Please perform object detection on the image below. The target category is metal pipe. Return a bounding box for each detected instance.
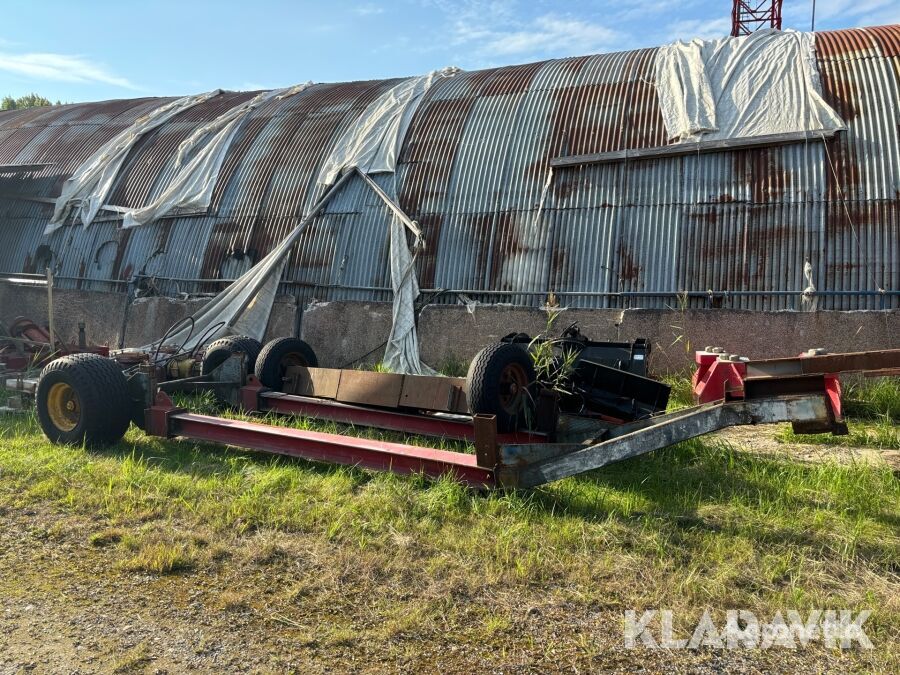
[45,267,54,354]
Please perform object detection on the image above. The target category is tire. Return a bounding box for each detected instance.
[36,353,131,445]
[201,335,262,375]
[466,342,536,432]
[254,338,318,390]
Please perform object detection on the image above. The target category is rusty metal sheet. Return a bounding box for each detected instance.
[0,25,896,310]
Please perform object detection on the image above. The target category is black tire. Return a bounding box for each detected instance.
[201,335,262,375]
[466,343,536,432]
[36,354,131,445]
[254,337,319,390]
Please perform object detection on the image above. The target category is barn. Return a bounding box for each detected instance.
[0,24,898,369]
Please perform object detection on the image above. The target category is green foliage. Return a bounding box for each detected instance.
[1,93,57,110]
[663,375,696,410]
[528,309,578,394]
[843,377,900,422]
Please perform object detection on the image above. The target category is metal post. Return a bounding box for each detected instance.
[45,267,55,354]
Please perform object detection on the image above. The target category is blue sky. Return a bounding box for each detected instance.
[1,0,898,103]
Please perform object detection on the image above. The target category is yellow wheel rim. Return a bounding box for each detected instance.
[46,382,81,432]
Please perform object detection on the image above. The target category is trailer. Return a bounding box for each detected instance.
[30,330,900,490]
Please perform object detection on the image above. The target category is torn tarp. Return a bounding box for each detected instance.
[46,90,222,233]
[139,69,457,375]
[316,67,458,375]
[317,67,459,186]
[136,170,357,355]
[122,83,312,229]
[654,29,843,142]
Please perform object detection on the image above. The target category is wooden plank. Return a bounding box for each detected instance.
[286,366,341,399]
[336,370,404,408]
[550,128,840,168]
[399,374,468,413]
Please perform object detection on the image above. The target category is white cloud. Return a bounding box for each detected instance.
[354,3,385,16]
[856,8,900,26]
[0,51,137,89]
[453,13,620,59]
[782,0,899,29]
[665,17,732,42]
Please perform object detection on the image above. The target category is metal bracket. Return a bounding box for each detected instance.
[473,414,499,468]
[145,391,186,438]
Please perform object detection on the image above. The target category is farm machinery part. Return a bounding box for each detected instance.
[0,316,109,374]
[29,323,900,490]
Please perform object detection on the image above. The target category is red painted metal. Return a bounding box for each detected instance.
[166,411,495,488]
[0,315,111,374]
[823,374,843,421]
[731,1,783,37]
[252,389,547,445]
[145,390,186,437]
[693,350,747,403]
[692,348,900,420]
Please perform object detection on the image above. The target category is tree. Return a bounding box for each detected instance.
[1,93,55,110]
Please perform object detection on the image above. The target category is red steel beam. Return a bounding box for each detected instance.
[746,349,900,378]
[257,391,547,445]
[167,411,496,488]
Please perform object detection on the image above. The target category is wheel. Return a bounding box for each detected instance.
[36,354,131,445]
[201,335,262,375]
[466,342,536,432]
[254,337,318,390]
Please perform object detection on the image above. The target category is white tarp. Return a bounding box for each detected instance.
[46,90,222,233]
[317,67,459,185]
[140,68,458,375]
[654,29,843,142]
[316,68,458,373]
[122,83,312,228]
[138,170,357,355]
[383,212,427,373]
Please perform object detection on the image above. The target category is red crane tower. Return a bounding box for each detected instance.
[731,0,783,37]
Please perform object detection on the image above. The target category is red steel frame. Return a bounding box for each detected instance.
[138,349,898,490]
[245,387,546,445]
[146,391,496,488]
[731,0,783,37]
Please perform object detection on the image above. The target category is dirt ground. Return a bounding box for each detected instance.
[715,426,900,470]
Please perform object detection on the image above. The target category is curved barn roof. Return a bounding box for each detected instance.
[0,24,898,310]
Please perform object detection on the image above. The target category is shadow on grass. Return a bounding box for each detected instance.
[6,404,897,561]
[526,439,899,541]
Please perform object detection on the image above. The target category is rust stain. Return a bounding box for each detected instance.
[617,242,641,283]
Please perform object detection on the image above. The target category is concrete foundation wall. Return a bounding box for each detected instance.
[0,284,127,347]
[3,282,897,374]
[0,283,297,350]
[301,301,900,374]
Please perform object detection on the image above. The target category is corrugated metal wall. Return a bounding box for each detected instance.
[0,25,897,310]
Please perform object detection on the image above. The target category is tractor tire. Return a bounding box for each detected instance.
[36,353,131,445]
[466,342,536,433]
[254,337,319,391]
[201,335,262,375]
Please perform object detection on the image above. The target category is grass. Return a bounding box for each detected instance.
[0,378,898,666]
[776,377,900,450]
[843,377,900,422]
[777,417,900,450]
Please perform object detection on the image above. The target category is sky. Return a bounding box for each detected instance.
[1,0,898,103]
